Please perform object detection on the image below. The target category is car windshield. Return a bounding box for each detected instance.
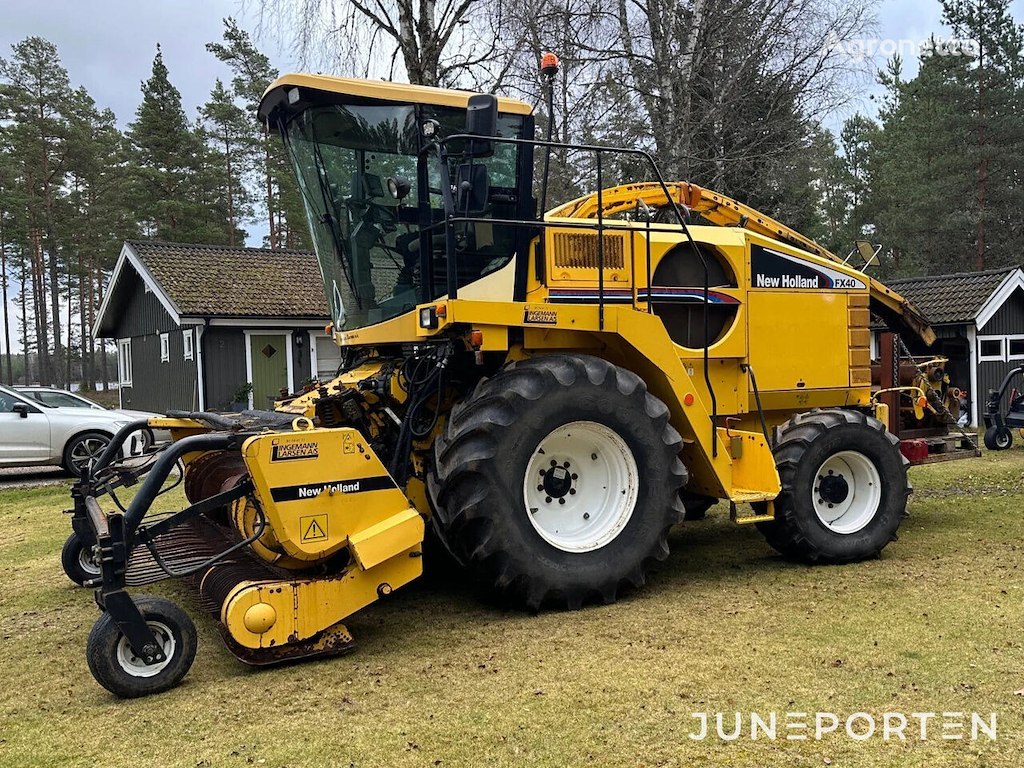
[33,391,98,408]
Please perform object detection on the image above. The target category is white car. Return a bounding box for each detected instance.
[15,386,157,422]
[0,384,148,478]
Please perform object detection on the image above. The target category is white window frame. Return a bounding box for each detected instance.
[159,332,170,363]
[978,335,1006,363]
[118,338,133,386]
[309,330,343,381]
[183,328,194,361]
[1007,334,1024,361]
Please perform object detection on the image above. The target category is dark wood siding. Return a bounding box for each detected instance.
[118,273,179,337]
[118,329,199,412]
[977,288,1024,411]
[111,272,198,412]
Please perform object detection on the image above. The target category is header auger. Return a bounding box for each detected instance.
[66,61,930,697]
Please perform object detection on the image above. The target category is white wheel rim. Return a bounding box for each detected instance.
[522,421,639,553]
[812,450,881,534]
[115,621,176,678]
[78,546,101,577]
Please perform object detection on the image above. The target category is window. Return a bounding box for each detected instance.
[160,332,169,363]
[1009,336,1024,360]
[183,329,194,361]
[313,334,342,380]
[118,339,133,385]
[37,391,94,408]
[979,336,1006,362]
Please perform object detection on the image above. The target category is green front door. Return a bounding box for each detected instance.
[250,333,289,409]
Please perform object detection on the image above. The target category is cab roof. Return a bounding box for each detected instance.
[258,73,534,124]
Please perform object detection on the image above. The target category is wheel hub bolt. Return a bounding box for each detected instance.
[583,512,590,520]
[559,498,566,505]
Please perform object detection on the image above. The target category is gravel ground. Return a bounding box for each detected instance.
[0,466,72,489]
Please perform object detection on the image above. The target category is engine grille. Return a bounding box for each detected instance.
[551,232,626,269]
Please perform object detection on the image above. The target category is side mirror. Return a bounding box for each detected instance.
[456,163,490,215]
[464,94,497,158]
[12,403,29,418]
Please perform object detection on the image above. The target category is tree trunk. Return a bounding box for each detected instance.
[264,134,277,249]
[19,255,30,385]
[0,223,11,385]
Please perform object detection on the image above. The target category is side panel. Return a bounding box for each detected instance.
[746,292,851,392]
[242,428,420,562]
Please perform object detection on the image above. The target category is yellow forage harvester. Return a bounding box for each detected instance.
[68,55,939,698]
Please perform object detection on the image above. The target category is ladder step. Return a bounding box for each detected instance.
[730,497,775,525]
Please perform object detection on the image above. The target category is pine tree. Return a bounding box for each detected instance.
[63,88,134,389]
[0,36,75,385]
[207,18,308,249]
[942,0,1024,270]
[127,46,207,241]
[200,79,254,246]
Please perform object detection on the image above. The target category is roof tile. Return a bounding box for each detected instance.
[128,240,329,318]
[885,267,1016,325]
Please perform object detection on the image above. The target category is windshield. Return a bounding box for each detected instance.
[284,101,525,330]
[286,103,420,329]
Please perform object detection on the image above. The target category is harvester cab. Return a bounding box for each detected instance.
[66,68,938,698]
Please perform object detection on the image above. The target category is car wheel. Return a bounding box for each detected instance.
[63,431,113,478]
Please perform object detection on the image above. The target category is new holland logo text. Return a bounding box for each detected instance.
[271,441,319,461]
[755,274,820,289]
[269,475,395,502]
[298,481,360,498]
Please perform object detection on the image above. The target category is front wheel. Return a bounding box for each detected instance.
[984,425,1013,450]
[86,595,197,698]
[61,532,100,586]
[757,409,909,564]
[431,354,686,610]
[63,431,113,478]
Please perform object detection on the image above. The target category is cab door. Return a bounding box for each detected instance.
[0,390,51,463]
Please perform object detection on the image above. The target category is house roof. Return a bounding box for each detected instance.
[95,240,331,337]
[127,240,330,318]
[884,267,1019,325]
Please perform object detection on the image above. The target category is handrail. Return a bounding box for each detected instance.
[436,132,719,455]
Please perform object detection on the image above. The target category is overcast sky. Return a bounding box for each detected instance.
[4,0,1023,128]
[2,0,1024,357]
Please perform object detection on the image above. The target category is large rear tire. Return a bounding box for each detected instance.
[757,409,909,564]
[430,354,686,610]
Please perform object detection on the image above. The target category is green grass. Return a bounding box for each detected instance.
[2,453,1024,767]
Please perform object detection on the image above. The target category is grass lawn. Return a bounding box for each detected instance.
[1,450,1024,767]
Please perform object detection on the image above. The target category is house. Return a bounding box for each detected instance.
[877,266,1024,426]
[95,241,340,413]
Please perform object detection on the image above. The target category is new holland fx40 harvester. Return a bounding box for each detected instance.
[65,63,939,697]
